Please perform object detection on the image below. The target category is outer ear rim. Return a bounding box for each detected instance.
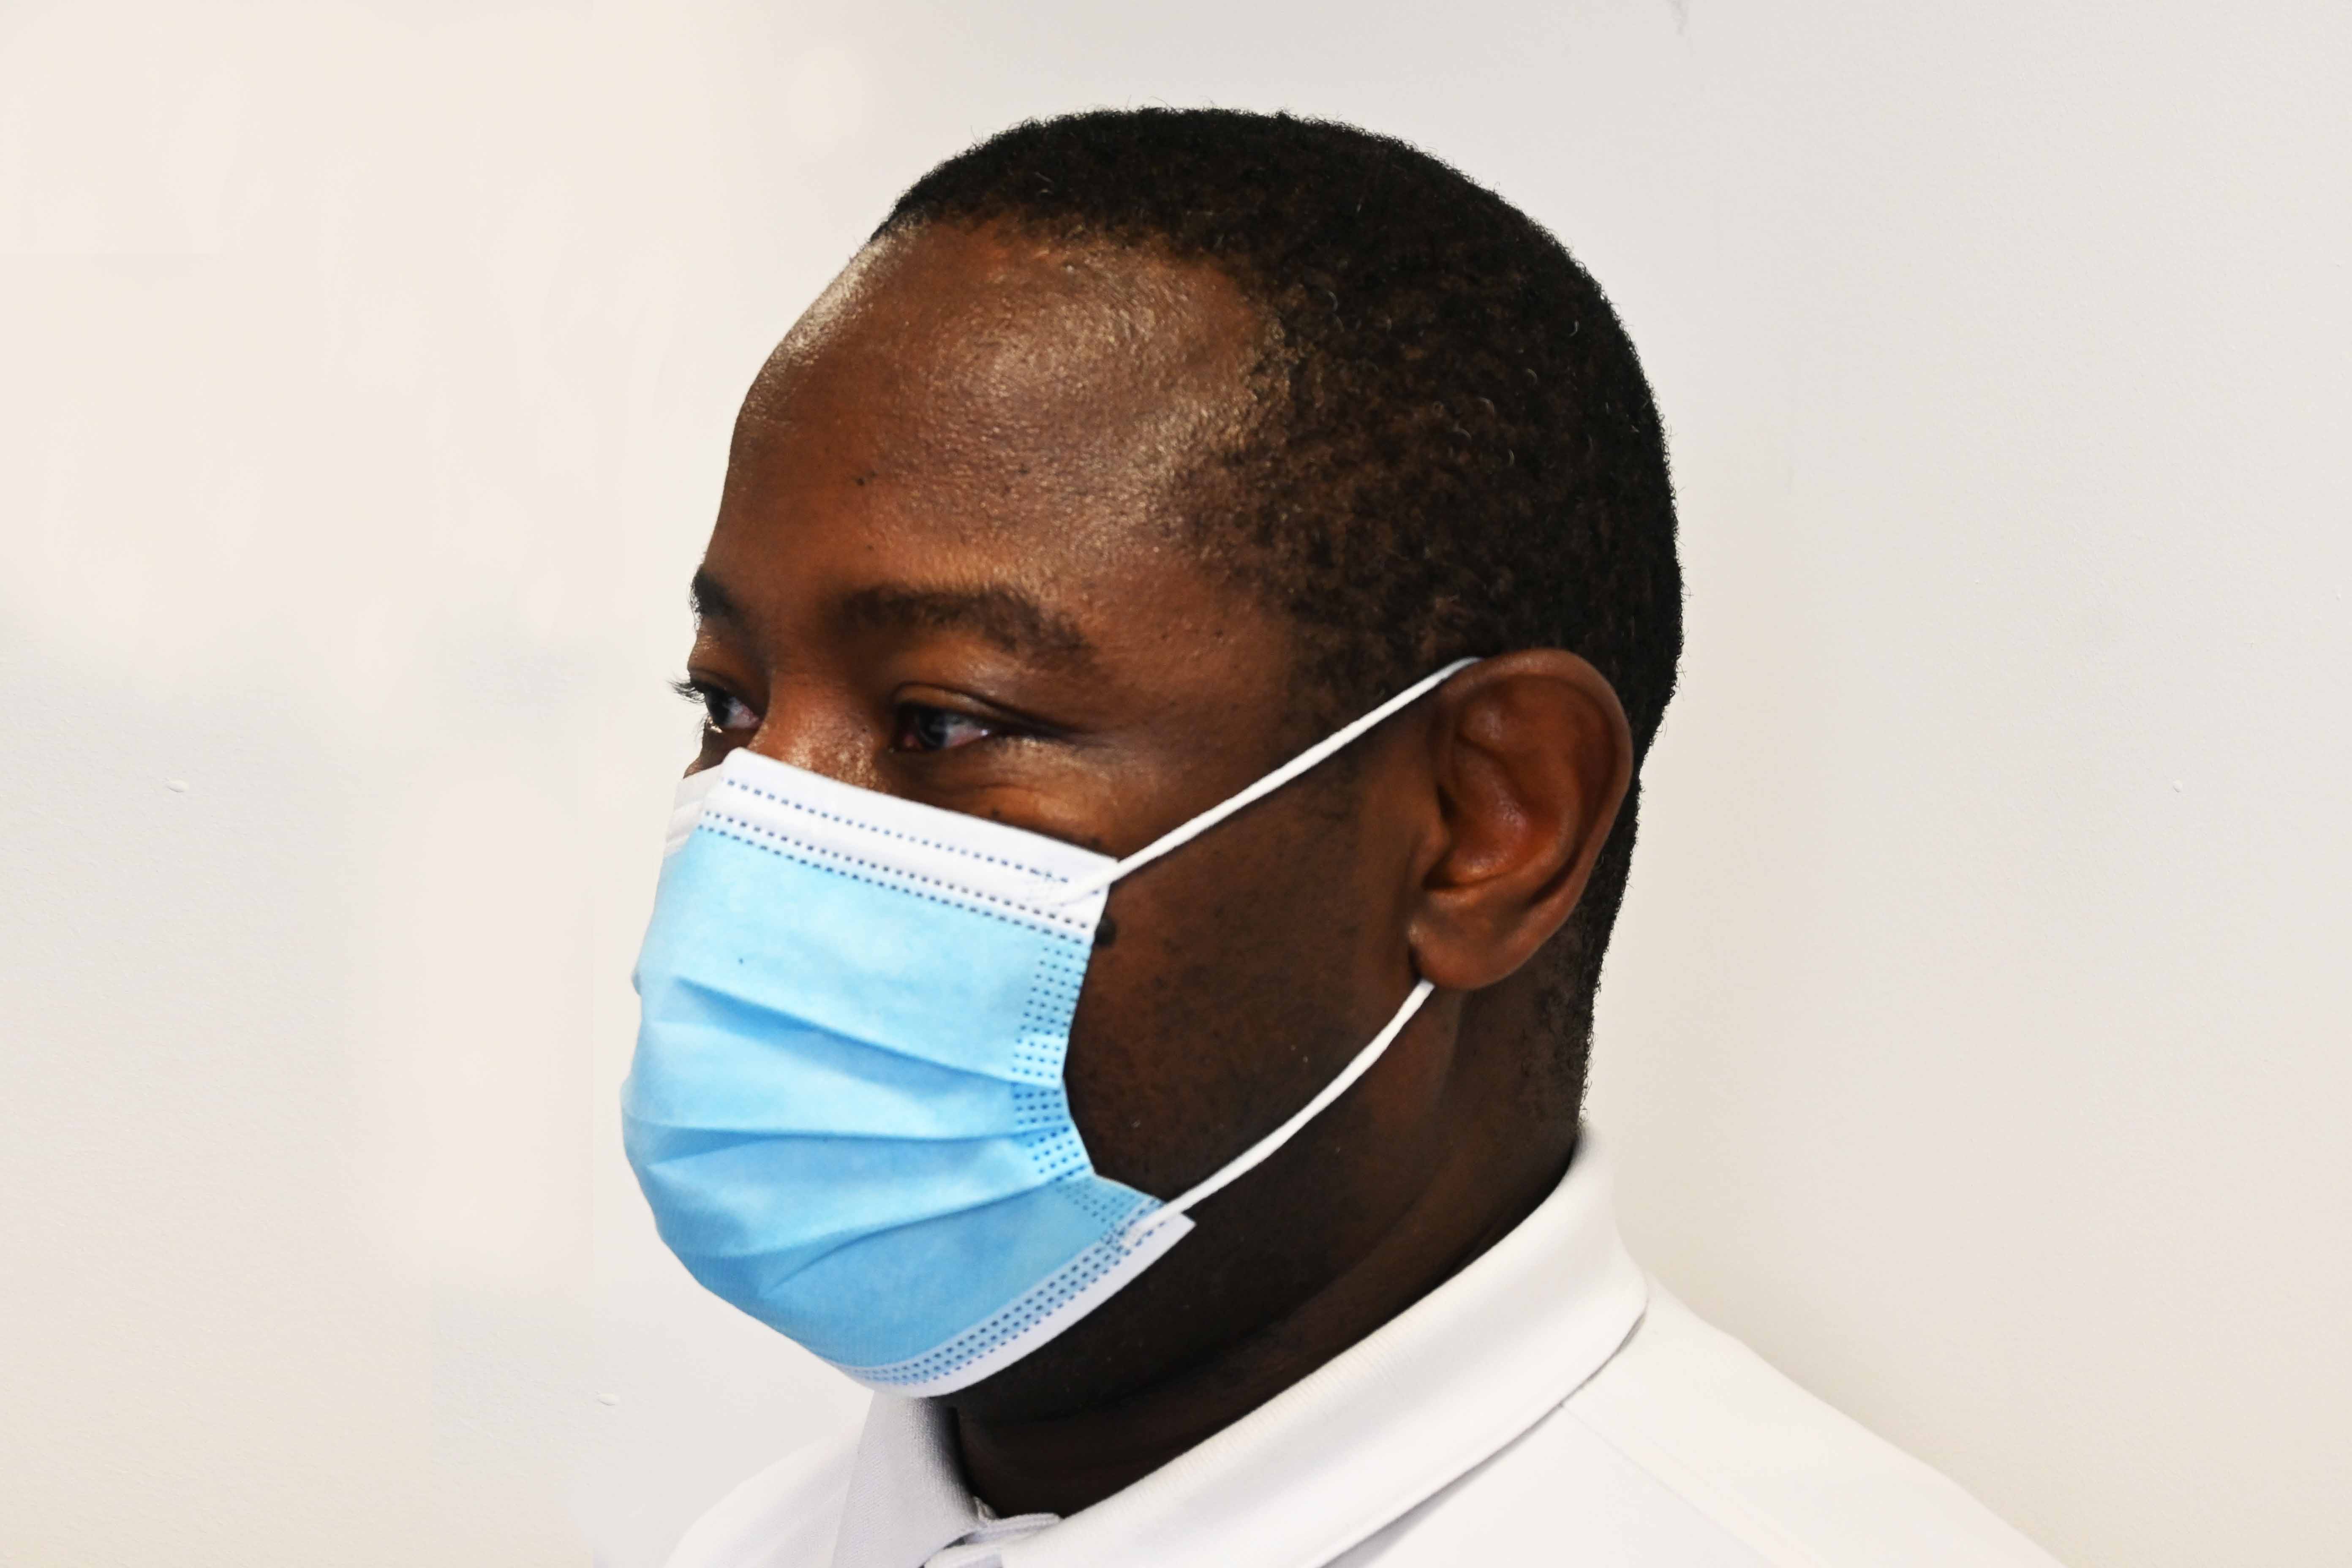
[1406,649,1634,994]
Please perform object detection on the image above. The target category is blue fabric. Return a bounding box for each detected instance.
[624,663,1465,1388]
[624,810,1156,1371]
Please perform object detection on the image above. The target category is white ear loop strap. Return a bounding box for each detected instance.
[1162,977,1435,1217]
[1052,656,1480,905]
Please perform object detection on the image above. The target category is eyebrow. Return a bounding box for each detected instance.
[689,567,749,628]
[689,569,1098,667]
[837,584,1096,666]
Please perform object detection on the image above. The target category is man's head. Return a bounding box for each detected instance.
[680,109,1678,1440]
[874,108,1681,1060]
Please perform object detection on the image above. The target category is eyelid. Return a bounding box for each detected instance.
[894,699,1002,749]
[672,674,761,730]
[889,683,1070,741]
[677,670,749,700]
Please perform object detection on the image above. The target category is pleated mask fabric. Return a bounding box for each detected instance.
[624,661,1468,1394]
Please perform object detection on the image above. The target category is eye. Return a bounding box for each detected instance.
[672,678,760,735]
[894,702,999,753]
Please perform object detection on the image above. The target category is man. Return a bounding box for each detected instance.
[626,109,2058,1566]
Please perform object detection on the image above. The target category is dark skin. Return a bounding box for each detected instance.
[678,221,1634,1517]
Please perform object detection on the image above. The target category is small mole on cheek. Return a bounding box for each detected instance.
[1093,916,1119,950]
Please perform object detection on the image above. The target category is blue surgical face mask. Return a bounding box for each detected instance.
[623,659,1473,1395]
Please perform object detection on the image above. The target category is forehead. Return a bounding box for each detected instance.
[727,223,1265,540]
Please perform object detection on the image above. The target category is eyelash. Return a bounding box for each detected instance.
[894,705,1000,753]
[668,678,1011,754]
[671,678,759,735]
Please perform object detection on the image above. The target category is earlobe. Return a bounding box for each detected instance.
[1407,651,1633,993]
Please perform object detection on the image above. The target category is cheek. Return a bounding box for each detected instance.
[1060,798,1387,1198]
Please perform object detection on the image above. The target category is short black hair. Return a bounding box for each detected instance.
[879,108,1681,1089]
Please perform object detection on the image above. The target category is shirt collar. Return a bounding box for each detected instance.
[832,1129,1646,1568]
[830,1391,983,1566]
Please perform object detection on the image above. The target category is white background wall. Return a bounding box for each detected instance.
[3,3,2345,1564]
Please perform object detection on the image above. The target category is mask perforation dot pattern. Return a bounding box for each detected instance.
[1019,1128,1089,1183]
[1012,946,1088,1083]
[1009,1085,1070,1132]
[719,779,1081,882]
[697,813,1093,936]
[852,1197,1166,1389]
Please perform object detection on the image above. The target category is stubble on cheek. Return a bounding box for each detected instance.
[1059,766,1382,1203]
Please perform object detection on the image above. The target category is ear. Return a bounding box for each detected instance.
[1405,651,1635,992]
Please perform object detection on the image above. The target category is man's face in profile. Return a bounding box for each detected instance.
[664,186,1639,1511]
[680,220,1459,1418]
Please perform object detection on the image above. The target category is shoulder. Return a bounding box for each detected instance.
[1551,1283,2064,1566]
[1341,1283,2062,1568]
[660,1433,860,1568]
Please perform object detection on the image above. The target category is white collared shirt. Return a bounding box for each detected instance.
[661,1135,2061,1568]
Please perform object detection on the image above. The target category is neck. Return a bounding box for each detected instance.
[950,1006,1577,1516]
